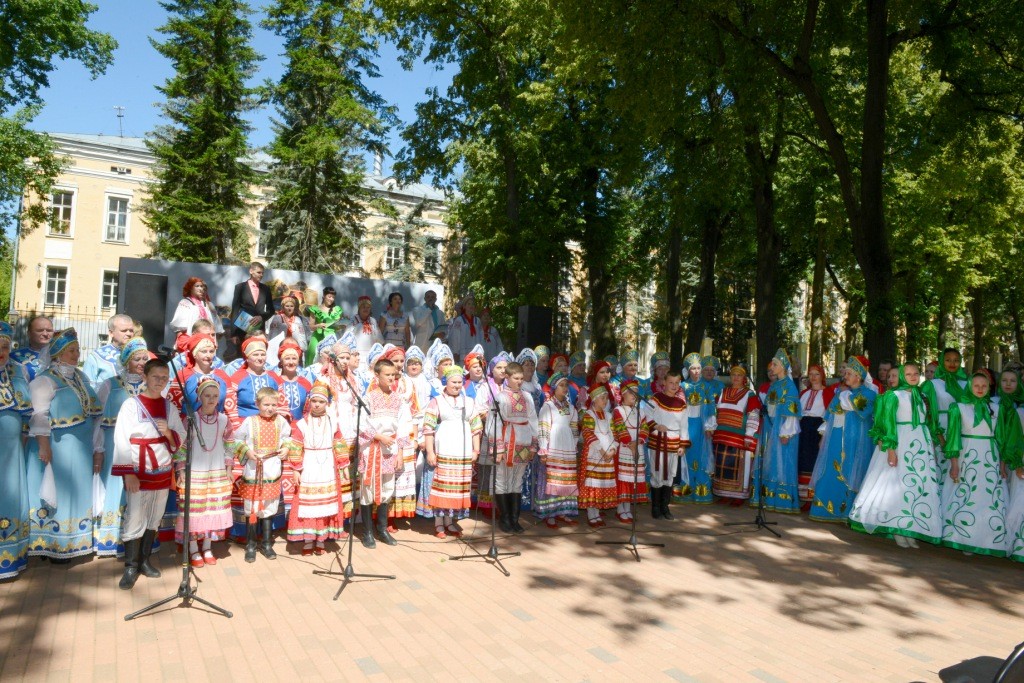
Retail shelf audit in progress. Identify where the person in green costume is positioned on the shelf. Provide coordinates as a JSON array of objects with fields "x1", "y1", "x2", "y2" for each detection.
[{"x1": 306, "y1": 287, "x2": 344, "y2": 366}]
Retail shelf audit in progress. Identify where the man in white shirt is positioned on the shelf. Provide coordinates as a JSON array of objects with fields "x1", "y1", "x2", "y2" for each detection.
[{"x1": 410, "y1": 290, "x2": 443, "y2": 350}]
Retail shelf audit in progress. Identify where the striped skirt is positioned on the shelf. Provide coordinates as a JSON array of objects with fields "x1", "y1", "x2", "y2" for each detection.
[
  {"x1": 578, "y1": 449, "x2": 617, "y2": 509},
  {"x1": 428, "y1": 450, "x2": 474, "y2": 511},
  {"x1": 175, "y1": 468, "x2": 232, "y2": 542}
]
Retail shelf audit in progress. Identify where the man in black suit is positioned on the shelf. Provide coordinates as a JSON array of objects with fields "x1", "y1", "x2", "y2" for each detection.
[{"x1": 229, "y1": 261, "x2": 274, "y2": 359}]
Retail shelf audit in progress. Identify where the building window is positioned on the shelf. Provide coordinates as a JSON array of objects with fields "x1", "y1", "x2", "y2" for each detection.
[
  {"x1": 49, "y1": 191, "x2": 74, "y2": 236},
  {"x1": 101, "y1": 271, "x2": 119, "y2": 309},
  {"x1": 104, "y1": 196, "x2": 129, "y2": 242},
  {"x1": 342, "y1": 241, "x2": 362, "y2": 272},
  {"x1": 384, "y1": 229, "x2": 405, "y2": 271},
  {"x1": 256, "y1": 211, "x2": 270, "y2": 258},
  {"x1": 424, "y1": 238, "x2": 442, "y2": 274},
  {"x1": 45, "y1": 266, "x2": 68, "y2": 307}
]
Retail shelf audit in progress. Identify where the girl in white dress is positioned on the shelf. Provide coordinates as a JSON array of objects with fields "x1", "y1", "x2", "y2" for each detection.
[{"x1": 849, "y1": 363, "x2": 943, "y2": 548}]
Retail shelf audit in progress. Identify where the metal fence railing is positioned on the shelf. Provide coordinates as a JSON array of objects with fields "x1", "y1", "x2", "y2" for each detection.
[{"x1": 7, "y1": 305, "x2": 113, "y2": 359}]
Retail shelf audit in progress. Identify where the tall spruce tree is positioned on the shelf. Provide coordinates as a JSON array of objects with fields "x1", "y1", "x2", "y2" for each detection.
[
  {"x1": 262, "y1": 0, "x2": 396, "y2": 272},
  {"x1": 145, "y1": 0, "x2": 262, "y2": 264}
]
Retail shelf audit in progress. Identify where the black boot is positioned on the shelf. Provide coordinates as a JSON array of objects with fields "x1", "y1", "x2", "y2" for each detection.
[
  {"x1": 244, "y1": 522, "x2": 258, "y2": 562},
  {"x1": 138, "y1": 529, "x2": 161, "y2": 578},
  {"x1": 661, "y1": 486, "x2": 675, "y2": 520},
  {"x1": 651, "y1": 487, "x2": 663, "y2": 519},
  {"x1": 496, "y1": 494, "x2": 513, "y2": 533},
  {"x1": 360, "y1": 505, "x2": 377, "y2": 548},
  {"x1": 510, "y1": 494, "x2": 525, "y2": 534},
  {"x1": 118, "y1": 537, "x2": 141, "y2": 590},
  {"x1": 376, "y1": 502, "x2": 398, "y2": 546},
  {"x1": 260, "y1": 518, "x2": 277, "y2": 559}
]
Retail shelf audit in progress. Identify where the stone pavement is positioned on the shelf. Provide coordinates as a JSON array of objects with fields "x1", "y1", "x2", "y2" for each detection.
[{"x1": 0, "y1": 503, "x2": 1020, "y2": 682}]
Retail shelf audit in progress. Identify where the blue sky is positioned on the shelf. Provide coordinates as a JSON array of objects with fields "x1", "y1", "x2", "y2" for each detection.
[{"x1": 29, "y1": 0, "x2": 452, "y2": 176}]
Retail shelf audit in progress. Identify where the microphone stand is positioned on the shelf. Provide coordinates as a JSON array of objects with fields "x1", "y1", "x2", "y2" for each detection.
[
  {"x1": 313, "y1": 362, "x2": 396, "y2": 600},
  {"x1": 449, "y1": 376, "x2": 520, "y2": 576},
  {"x1": 725, "y1": 400, "x2": 781, "y2": 538},
  {"x1": 126, "y1": 356, "x2": 233, "y2": 620},
  {"x1": 596, "y1": 391, "x2": 664, "y2": 561}
]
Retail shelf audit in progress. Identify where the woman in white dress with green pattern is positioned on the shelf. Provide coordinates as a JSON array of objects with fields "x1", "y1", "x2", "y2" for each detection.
[
  {"x1": 941, "y1": 371, "x2": 1008, "y2": 557},
  {"x1": 850, "y1": 363, "x2": 942, "y2": 548}
]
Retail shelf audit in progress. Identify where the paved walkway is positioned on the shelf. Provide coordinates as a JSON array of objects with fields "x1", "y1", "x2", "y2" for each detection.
[{"x1": 0, "y1": 504, "x2": 1019, "y2": 682}]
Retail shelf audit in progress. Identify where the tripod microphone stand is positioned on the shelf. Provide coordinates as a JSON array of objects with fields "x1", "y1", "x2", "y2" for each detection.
[
  {"x1": 313, "y1": 362, "x2": 396, "y2": 600},
  {"x1": 597, "y1": 390, "x2": 664, "y2": 561},
  {"x1": 725, "y1": 404, "x2": 780, "y2": 538},
  {"x1": 126, "y1": 355, "x2": 233, "y2": 620},
  {"x1": 449, "y1": 377, "x2": 519, "y2": 576}
]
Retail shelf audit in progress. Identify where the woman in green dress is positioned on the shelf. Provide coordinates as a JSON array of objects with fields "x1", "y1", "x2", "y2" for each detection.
[{"x1": 306, "y1": 287, "x2": 344, "y2": 366}]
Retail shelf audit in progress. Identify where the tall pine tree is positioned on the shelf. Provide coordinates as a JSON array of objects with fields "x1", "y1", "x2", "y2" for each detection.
[
  {"x1": 262, "y1": 0, "x2": 396, "y2": 272},
  {"x1": 145, "y1": 0, "x2": 262, "y2": 264}
]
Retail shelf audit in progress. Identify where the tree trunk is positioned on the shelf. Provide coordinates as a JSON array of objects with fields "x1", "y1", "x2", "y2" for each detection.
[
  {"x1": 1010, "y1": 290, "x2": 1024, "y2": 361},
  {"x1": 936, "y1": 296, "x2": 948, "y2": 352},
  {"x1": 502, "y1": 149, "x2": 521, "y2": 301},
  {"x1": 581, "y1": 165, "x2": 616, "y2": 358},
  {"x1": 685, "y1": 208, "x2": 726, "y2": 355},
  {"x1": 844, "y1": 295, "x2": 864, "y2": 356},
  {"x1": 809, "y1": 227, "x2": 826, "y2": 364},
  {"x1": 970, "y1": 287, "x2": 984, "y2": 370}
]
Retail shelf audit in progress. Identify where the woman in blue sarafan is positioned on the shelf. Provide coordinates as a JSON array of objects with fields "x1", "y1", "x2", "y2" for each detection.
[
  {"x1": 808, "y1": 356, "x2": 876, "y2": 523},
  {"x1": 677, "y1": 354, "x2": 721, "y2": 504},
  {"x1": 0, "y1": 322, "x2": 33, "y2": 579},
  {"x1": 750, "y1": 348, "x2": 802, "y2": 513}
]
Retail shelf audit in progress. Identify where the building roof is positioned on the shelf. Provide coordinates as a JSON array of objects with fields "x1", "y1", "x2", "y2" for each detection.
[{"x1": 47, "y1": 132, "x2": 448, "y2": 204}]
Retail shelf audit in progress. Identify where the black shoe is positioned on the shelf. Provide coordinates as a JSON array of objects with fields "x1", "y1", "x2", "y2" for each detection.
[
  {"x1": 661, "y1": 487, "x2": 675, "y2": 520},
  {"x1": 245, "y1": 522, "x2": 258, "y2": 562},
  {"x1": 260, "y1": 518, "x2": 277, "y2": 559},
  {"x1": 360, "y1": 505, "x2": 377, "y2": 549},
  {"x1": 376, "y1": 502, "x2": 397, "y2": 546},
  {"x1": 118, "y1": 538, "x2": 141, "y2": 590},
  {"x1": 651, "y1": 488, "x2": 663, "y2": 519},
  {"x1": 138, "y1": 529, "x2": 161, "y2": 578},
  {"x1": 510, "y1": 494, "x2": 525, "y2": 534}
]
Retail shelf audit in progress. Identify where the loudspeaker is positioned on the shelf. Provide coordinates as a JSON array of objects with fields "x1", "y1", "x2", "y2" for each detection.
[
  {"x1": 119, "y1": 271, "x2": 168, "y2": 352},
  {"x1": 516, "y1": 305, "x2": 552, "y2": 351}
]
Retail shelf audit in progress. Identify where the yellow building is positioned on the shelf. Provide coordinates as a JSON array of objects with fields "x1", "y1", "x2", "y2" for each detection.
[{"x1": 13, "y1": 132, "x2": 451, "y2": 325}]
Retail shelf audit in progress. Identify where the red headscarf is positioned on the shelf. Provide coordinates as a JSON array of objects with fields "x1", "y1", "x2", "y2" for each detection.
[
  {"x1": 185, "y1": 333, "x2": 216, "y2": 368},
  {"x1": 550, "y1": 353, "x2": 569, "y2": 373},
  {"x1": 278, "y1": 338, "x2": 302, "y2": 363},
  {"x1": 587, "y1": 360, "x2": 612, "y2": 386}
]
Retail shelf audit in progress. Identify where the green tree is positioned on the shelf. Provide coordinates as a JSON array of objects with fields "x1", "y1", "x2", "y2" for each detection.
[
  {"x1": 0, "y1": 0, "x2": 115, "y2": 230},
  {"x1": 262, "y1": 0, "x2": 397, "y2": 272},
  {"x1": 145, "y1": 0, "x2": 262, "y2": 264}
]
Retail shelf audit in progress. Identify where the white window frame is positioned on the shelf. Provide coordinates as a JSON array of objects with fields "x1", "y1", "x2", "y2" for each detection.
[
  {"x1": 100, "y1": 269, "x2": 119, "y2": 310},
  {"x1": 102, "y1": 193, "x2": 131, "y2": 244},
  {"x1": 342, "y1": 241, "x2": 364, "y2": 273},
  {"x1": 255, "y1": 210, "x2": 270, "y2": 258},
  {"x1": 43, "y1": 264, "x2": 70, "y2": 309},
  {"x1": 384, "y1": 229, "x2": 405, "y2": 272},
  {"x1": 424, "y1": 237, "x2": 443, "y2": 274},
  {"x1": 48, "y1": 188, "x2": 76, "y2": 238}
]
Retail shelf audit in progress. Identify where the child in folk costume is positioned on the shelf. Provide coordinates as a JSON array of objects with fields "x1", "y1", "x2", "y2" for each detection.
[
  {"x1": 485, "y1": 361, "x2": 539, "y2": 534},
  {"x1": 640, "y1": 371, "x2": 690, "y2": 520},
  {"x1": 358, "y1": 359, "x2": 414, "y2": 549},
  {"x1": 751, "y1": 349, "x2": 802, "y2": 513},
  {"x1": 850, "y1": 363, "x2": 942, "y2": 548},
  {"x1": 611, "y1": 379, "x2": 648, "y2": 522},
  {"x1": 534, "y1": 373, "x2": 581, "y2": 528},
  {"x1": 808, "y1": 357, "x2": 876, "y2": 523},
  {"x1": 381, "y1": 345, "x2": 420, "y2": 527},
  {"x1": 404, "y1": 346, "x2": 432, "y2": 509},
  {"x1": 228, "y1": 387, "x2": 291, "y2": 562},
  {"x1": 998, "y1": 368, "x2": 1024, "y2": 562},
  {"x1": 287, "y1": 382, "x2": 349, "y2": 555},
  {"x1": 709, "y1": 366, "x2": 761, "y2": 504},
  {"x1": 941, "y1": 370, "x2": 1009, "y2": 556},
  {"x1": 579, "y1": 384, "x2": 619, "y2": 527},
  {"x1": 423, "y1": 366, "x2": 482, "y2": 538},
  {"x1": 176, "y1": 378, "x2": 233, "y2": 568},
  {"x1": 112, "y1": 359, "x2": 185, "y2": 590}
]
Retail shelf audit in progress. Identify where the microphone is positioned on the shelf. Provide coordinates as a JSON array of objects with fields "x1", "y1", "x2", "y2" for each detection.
[{"x1": 157, "y1": 345, "x2": 177, "y2": 358}]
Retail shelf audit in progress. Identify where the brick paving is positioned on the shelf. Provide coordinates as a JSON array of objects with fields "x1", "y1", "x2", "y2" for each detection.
[{"x1": 0, "y1": 503, "x2": 1020, "y2": 682}]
